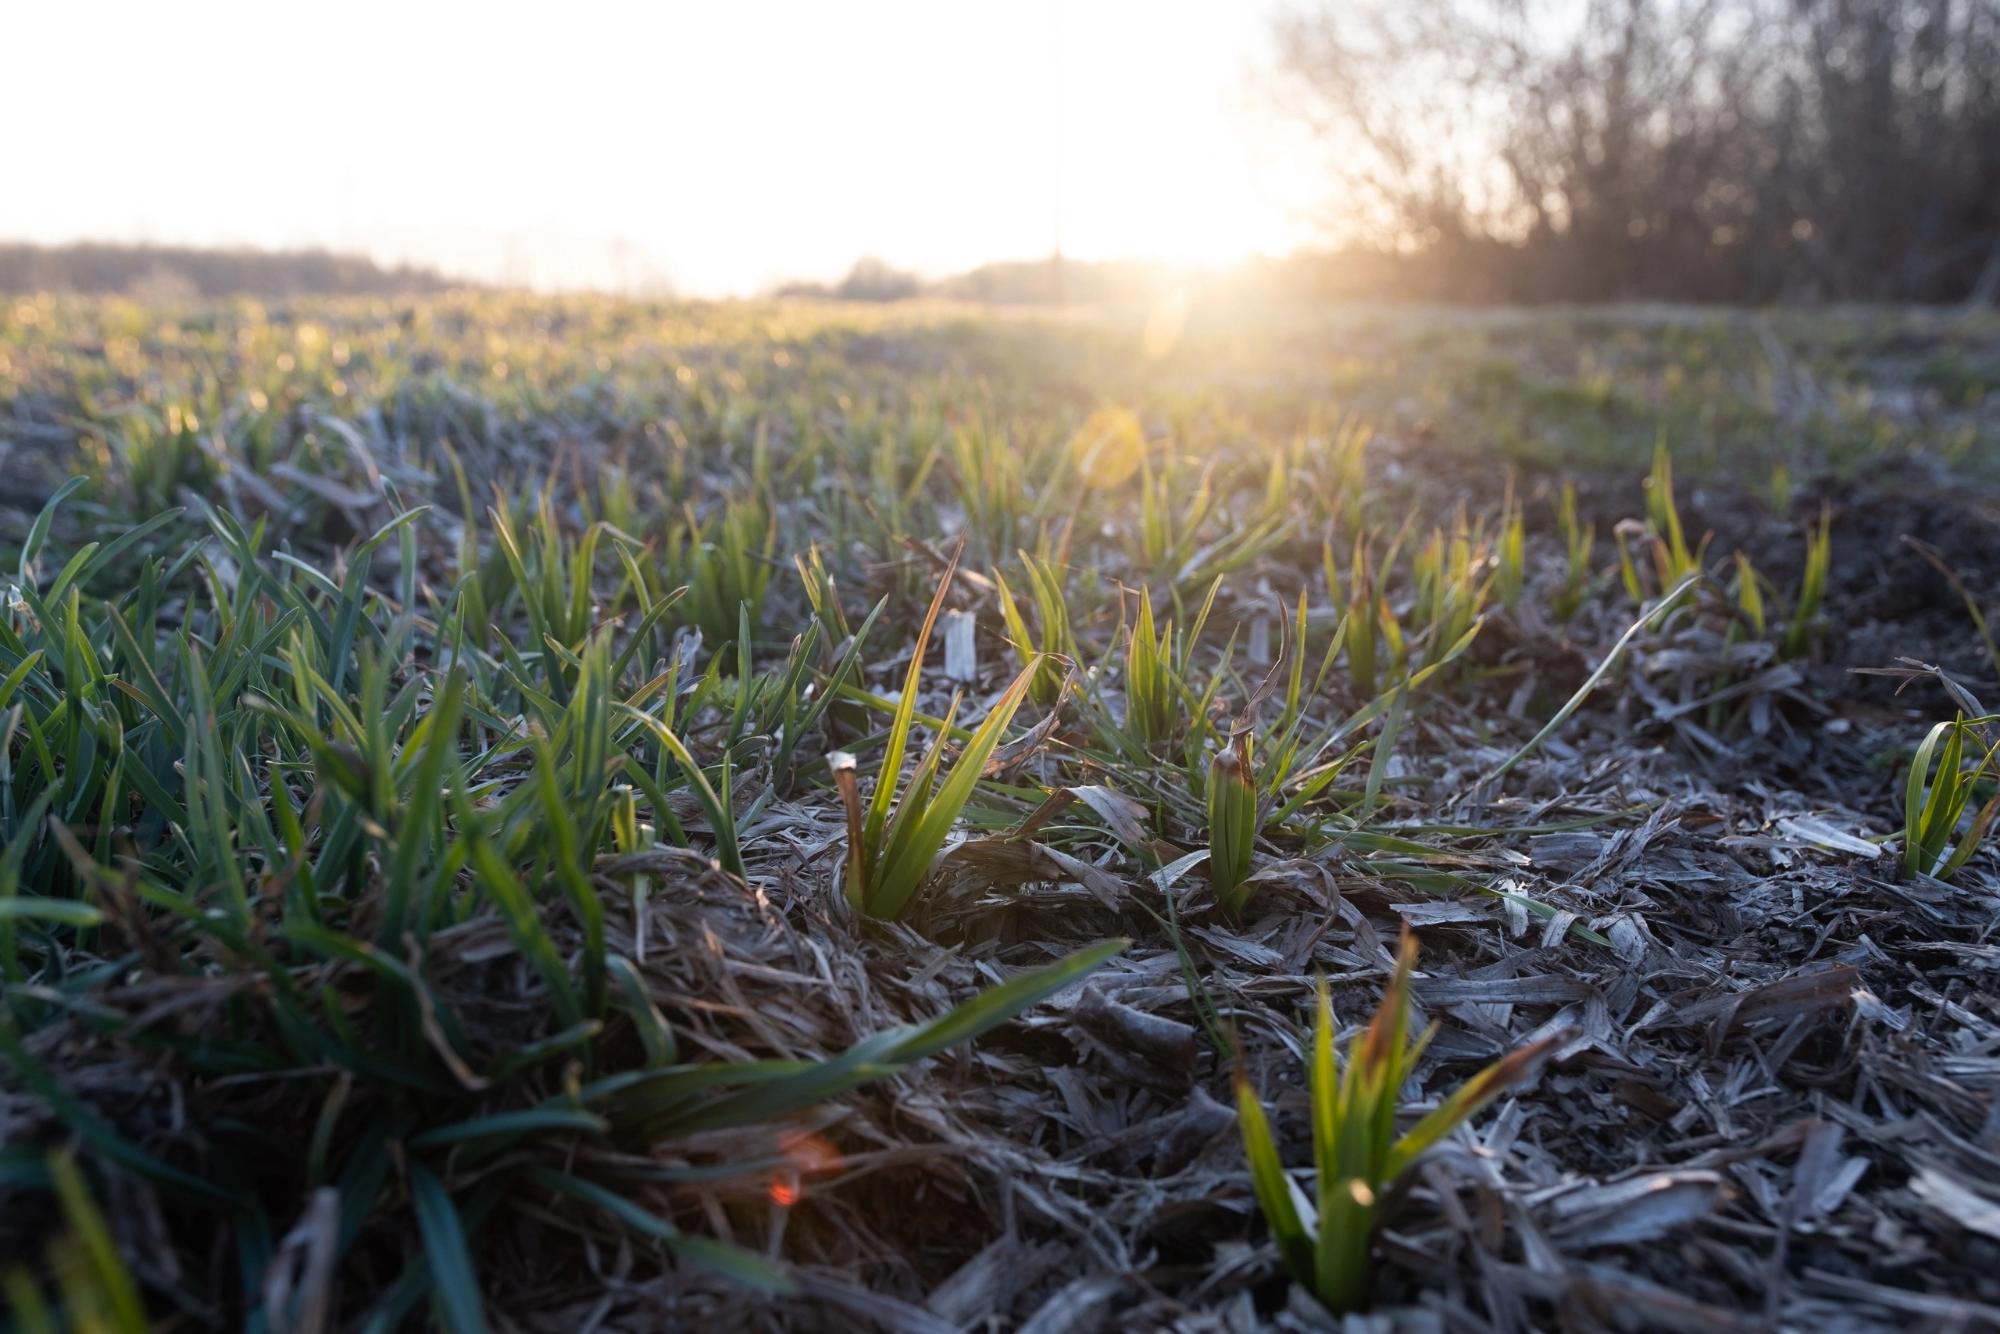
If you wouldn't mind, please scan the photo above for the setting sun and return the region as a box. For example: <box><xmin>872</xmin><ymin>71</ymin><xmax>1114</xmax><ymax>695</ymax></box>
<box><xmin>11</xmin><ymin>0</ymin><xmax>1314</xmax><ymax>294</ymax></box>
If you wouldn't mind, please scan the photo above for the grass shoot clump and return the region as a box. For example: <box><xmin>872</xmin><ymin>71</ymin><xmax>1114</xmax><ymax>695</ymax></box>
<box><xmin>1236</xmin><ymin>930</ymin><xmax>1566</xmax><ymax>1315</ymax></box>
<box><xmin>1902</xmin><ymin>714</ymin><xmax>2000</xmax><ymax>881</ymax></box>
<box><xmin>831</xmin><ymin>546</ymin><xmax>1040</xmax><ymax>919</ymax></box>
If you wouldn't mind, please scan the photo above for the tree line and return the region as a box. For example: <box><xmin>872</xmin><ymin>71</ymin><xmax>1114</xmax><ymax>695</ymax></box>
<box><xmin>1272</xmin><ymin>0</ymin><xmax>2000</xmax><ymax>303</ymax></box>
<box><xmin>0</xmin><ymin>242</ymin><xmax>455</xmax><ymax>299</ymax></box>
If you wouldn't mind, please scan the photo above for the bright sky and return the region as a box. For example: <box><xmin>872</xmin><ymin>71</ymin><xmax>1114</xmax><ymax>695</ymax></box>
<box><xmin>9</xmin><ymin>1</ymin><xmax>1322</xmax><ymax>296</ymax></box>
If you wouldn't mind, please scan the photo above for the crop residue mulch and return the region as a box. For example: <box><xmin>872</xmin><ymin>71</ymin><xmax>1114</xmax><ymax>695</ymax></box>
<box><xmin>504</xmin><ymin>467</ymin><xmax>2000</xmax><ymax>1332</ymax></box>
<box><xmin>6</xmin><ymin>309</ymin><xmax>2000</xmax><ymax>1332</ymax></box>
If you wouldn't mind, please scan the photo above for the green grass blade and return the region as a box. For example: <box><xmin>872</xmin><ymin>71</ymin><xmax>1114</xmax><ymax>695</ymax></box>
<box><xmin>408</xmin><ymin>1164</ymin><xmax>487</xmax><ymax>1334</ymax></box>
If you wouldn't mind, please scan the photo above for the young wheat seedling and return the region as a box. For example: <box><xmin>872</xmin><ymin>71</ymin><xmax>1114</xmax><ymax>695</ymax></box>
<box><xmin>1207</xmin><ymin>732</ymin><xmax>1258</xmax><ymax>918</ymax></box>
<box><xmin>830</xmin><ymin>542</ymin><xmax>1040</xmax><ymax>919</ymax></box>
<box><xmin>1903</xmin><ymin>714</ymin><xmax>2000</xmax><ymax>881</ymax></box>
<box><xmin>1236</xmin><ymin>929</ymin><xmax>1567</xmax><ymax>1315</ymax></box>
<box><xmin>1552</xmin><ymin>481</ymin><xmax>1595</xmax><ymax>624</ymax></box>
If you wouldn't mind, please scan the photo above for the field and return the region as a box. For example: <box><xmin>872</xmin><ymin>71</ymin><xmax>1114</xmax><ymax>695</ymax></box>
<box><xmin>3</xmin><ymin>293</ymin><xmax>1999</xmax><ymax>1331</ymax></box>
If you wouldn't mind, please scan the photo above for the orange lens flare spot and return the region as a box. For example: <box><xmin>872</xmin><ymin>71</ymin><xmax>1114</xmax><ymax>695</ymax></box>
<box><xmin>767</xmin><ymin>1130</ymin><xmax>844</xmax><ymax>1208</ymax></box>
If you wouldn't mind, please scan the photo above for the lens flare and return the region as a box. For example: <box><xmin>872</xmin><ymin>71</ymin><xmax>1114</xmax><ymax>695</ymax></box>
<box><xmin>767</xmin><ymin>1130</ymin><xmax>844</xmax><ymax>1208</ymax></box>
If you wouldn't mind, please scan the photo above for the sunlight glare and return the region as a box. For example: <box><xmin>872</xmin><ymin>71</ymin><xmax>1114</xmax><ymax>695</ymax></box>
<box><xmin>7</xmin><ymin>0</ymin><xmax>1317</xmax><ymax>294</ymax></box>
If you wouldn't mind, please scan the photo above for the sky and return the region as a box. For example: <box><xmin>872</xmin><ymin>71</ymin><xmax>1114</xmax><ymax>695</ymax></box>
<box><xmin>7</xmin><ymin>1</ymin><xmax>1324</xmax><ymax>296</ymax></box>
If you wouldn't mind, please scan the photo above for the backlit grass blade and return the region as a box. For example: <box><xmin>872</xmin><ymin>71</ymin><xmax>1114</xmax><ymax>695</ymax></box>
<box><xmin>615</xmin><ymin>708</ymin><xmax>745</xmax><ymax>879</ymax></box>
<box><xmin>866</xmin><ymin>539</ymin><xmax>963</xmax><ymax>852</ymax></box>
<box><xmin>1781</xmin><ymin>505</ymin><xmax>1831</xmax><ymax>659</ymax></box>
<box><xmin>407</xmin><ymin>1108</ymin><xmax>609</xmax><ymax>1152</ymax></box>
<box><xmin>882</xmin><ymin>936</ymin><xmax>1126</xmax><ymax>1063</ymax></box>
<box><xmin>524</xmin><ymin>1167</ymin><xmax>795</xmax><ymax>1295</ymax></box>
<box><xmin>1235</xmin><ymin>1065</ymin><xmax>1312</xmax><ymax>1281</ymax></box>
<box><xmin>1383</xmin><ymin>1028</ymin><xmax>1567</xmax><ymax>1179</ymax></box>
<box><xmin>409</xmin><ymin>1164</ymin><xmax>487</xmax><ymax>1334</ymax></box>
<box><xmin>48</xmin><ymin>1151</ymin><xmax>148</xmax><ymax>1333</ymax></box>
<box><xmin>868</xmin><ymin>658</ymin><xmax>1040</xmax><ymax>920</ymax></box>
<box><xmin>1475</xmin><ymin>570</ymin><xmax>1701</xmax><ymax>792</ymax></box>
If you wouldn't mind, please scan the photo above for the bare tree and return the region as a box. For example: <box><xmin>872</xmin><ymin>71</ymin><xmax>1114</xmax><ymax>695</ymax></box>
<box><xmin>1271</xmin><ymin>0</ymin><xmax>2000</xmax><ymax>302</ymax></box>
